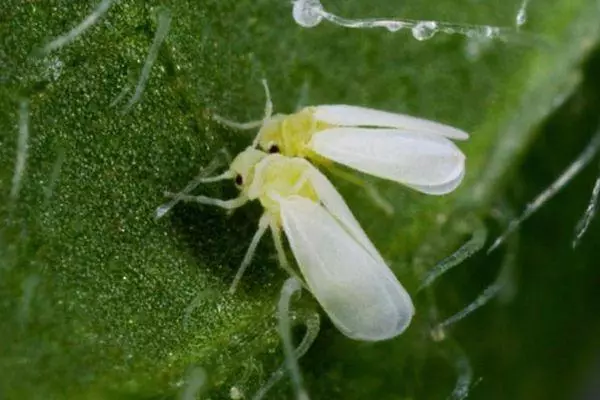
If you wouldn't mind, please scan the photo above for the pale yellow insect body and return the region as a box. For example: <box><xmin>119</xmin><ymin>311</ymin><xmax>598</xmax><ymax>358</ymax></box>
<box><xmin>257</xmin><ymin>107</ymin><xmax>330</xmax><ymax>158</ymax></box>
<box><xmin>230</xmin><ymin>147</ymin><xmax>318</xmax><ymax>224</ymax></box>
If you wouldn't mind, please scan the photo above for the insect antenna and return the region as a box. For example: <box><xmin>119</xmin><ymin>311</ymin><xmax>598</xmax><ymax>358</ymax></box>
<box><xmin>155</xmin><ymin>161</ymin><xmax>234</xmax><ymax>219</ymax></box>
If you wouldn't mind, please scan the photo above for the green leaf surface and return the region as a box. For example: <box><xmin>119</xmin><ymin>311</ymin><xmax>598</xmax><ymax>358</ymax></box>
<box><xmin>1</xmin><ymin>0</ymin><xmax>599</xmax><ymax>398</ymax></box>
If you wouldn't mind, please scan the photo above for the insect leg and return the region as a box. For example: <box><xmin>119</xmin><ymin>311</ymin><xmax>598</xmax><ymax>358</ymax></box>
<box><xmin>323</xmin><ymin>164</ymin><xmax>394</xmax><ymax>215</ymax></box>
<box><xmin>270</xmin><ymin>223</ymin><xmax>306</xmax><ymax>287</ymax></box>
<box><xmin>229</xmin><ymin>213</ymin><xmax>271</xmax><ymax>294</ymax></box>
<box><xmin>163</xmin><ymin>193</ymin><xmax>248</xmax><ymax>211</ymax></box>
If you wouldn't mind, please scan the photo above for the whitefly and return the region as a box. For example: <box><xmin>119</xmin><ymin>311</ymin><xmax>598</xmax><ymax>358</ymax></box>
<box><xmin>157</xmin><ymin>147</ymin><xmax>415</xmax><ymax>341</ymax></box>
<box><xmin>215</xmin><ymin>80</ymin><xmax>469</xmax><ymax>196</ymax></box>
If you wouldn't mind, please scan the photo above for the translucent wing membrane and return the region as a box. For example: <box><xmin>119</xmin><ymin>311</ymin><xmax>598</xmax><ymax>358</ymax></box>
<box><xmin>314</xmin><ymin>105</ymin><xmax>469</xmax><ymax>140</ymax></box>
<box><xmin>405</xmin><ymin>167</ymin><xmax>465</xmax><ymax>195</ymax></box>
<box><xmin>310</xmin><ymin>127</ymin><xmax>466</xmax><ymax>194</ymax></box>
<box><xmin>303</xmin><ymin>161</ymin><xmax>386</xmax><ymax>264</ymax></box>
<box><xmin>279</xmin><ymin>196</ymin><xmax>414</xmax><ymax>341</ymax></box>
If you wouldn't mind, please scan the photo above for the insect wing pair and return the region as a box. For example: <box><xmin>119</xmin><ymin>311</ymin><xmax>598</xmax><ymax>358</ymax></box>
<box><xmin>255</xmin><ymin>104</ymin><xmax>468</xmax><ymax>195</ymax></box>
<box><xmin>277</xmin><ymin>157</ymin><xmax>414</xmax><ymax>341</ymax></box>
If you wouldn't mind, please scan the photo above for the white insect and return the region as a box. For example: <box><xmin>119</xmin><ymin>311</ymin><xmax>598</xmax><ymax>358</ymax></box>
<box><xmin>216</xmin><ymin>81</ymin><xmax>469</xmax><ymax>196</ymax></box>
<box><xmin>158</xmin><ymin>147</ymin><xmax>414</xmax><ymax>341</ymax></box>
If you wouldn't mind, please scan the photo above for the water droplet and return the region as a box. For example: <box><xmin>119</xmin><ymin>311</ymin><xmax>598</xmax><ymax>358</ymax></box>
<box><xmin>292</xmin><ymin>0</ymin><xmax>324</xmax><ymax>28</ymax></box>
<box><xmin>411</xmin><ymin>21</ymin><xmax>438</xmax><ymax>41</ymax></box>
<box><xmin>384</xmin><ymin>21</ymin><xmax>404</xmax><ymax>32</ymax></box>
<box><xmin>483</xmin><ymin>26</ymin><xmax>500</xmax><ymax>38</ymax></box>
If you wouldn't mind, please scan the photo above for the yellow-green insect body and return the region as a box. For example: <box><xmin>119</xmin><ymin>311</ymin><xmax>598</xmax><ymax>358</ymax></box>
<box><xmin>231</xmin><ymin>148</ymin><xmax>318</xmax><ymax>223</ymax></box>
<box><xmin>258</xmin><ymin>107</ymin><xmax>330</xmax><ymax>158</ymax></box>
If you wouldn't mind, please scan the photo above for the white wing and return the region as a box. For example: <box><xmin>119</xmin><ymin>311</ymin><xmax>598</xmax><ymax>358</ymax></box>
<box><xmin>301</xmin><ymin>160</ymin><xmax>385</xmax><ymax>264</ymax></box>
<box><xmin>404</xmin><ymin>166</ymin><xmax>466</xmax><ymax>195</ymax></box>
<box><xmin>314</xmin><ymin>105</ymin><xmax>469</xmax><ymax>140</ymax></box>
<box><xmin>310</xmin><ymin>127</ymin><xmax>466</xmax><ymax>195</ymax></box>
<box><xmin>279</xmin><ymin>196</ymin><xmax>414</xmax><ymax>341</ymax></box>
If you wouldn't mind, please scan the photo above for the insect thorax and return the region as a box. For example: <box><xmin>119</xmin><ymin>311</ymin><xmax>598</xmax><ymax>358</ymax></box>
<box><xmin>250</xmin><ymin>155</ymin><xmax>319</xmax><ymax>222</ymax></box>
<box><xmin>258</xmin><ymin>107</ymin><xmax>329</xmax><ymax>158</ymax></box>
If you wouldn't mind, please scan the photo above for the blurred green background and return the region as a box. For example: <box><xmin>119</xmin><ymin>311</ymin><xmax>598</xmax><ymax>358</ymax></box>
<box><xmin>1</xmin><ymin>0</ymin><xmax>600</xmax><ymax>399</ymax></box>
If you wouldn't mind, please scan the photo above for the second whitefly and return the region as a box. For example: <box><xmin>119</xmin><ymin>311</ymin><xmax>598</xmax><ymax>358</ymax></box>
<box><xmin>216</xmin><ymin>81</ymin><xmax>469</xmax><ymax>196</ymax></box>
